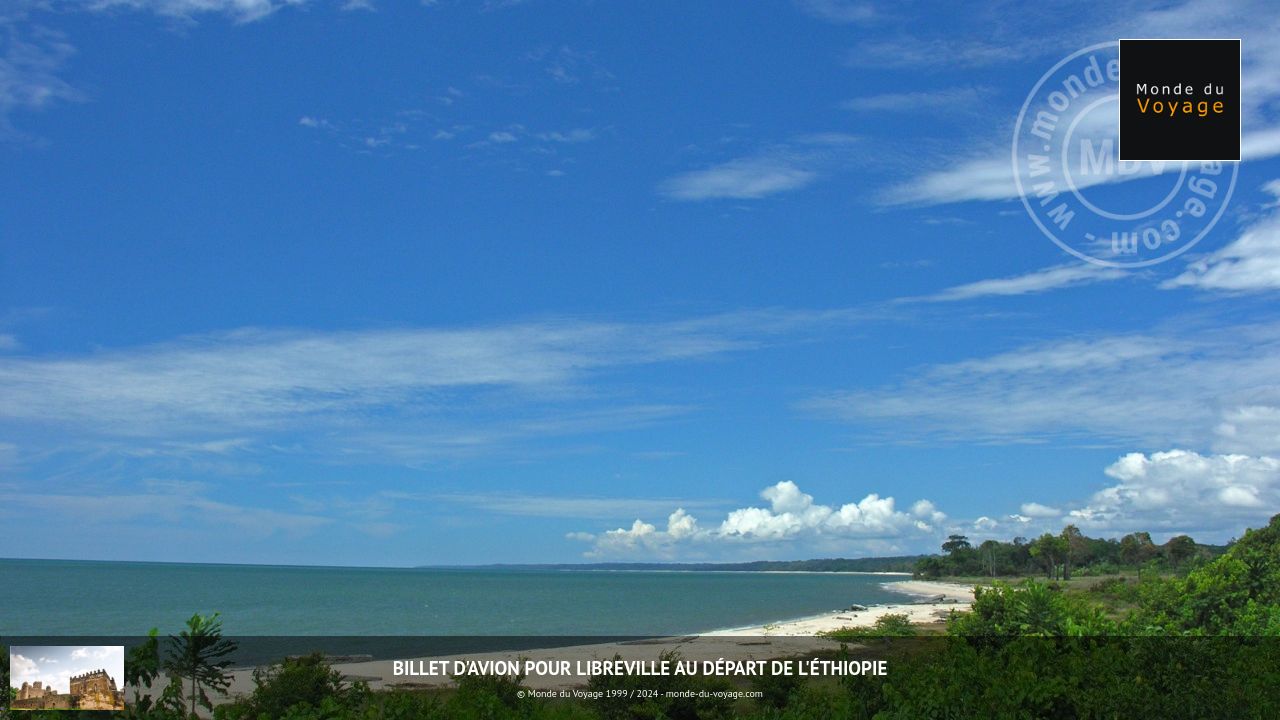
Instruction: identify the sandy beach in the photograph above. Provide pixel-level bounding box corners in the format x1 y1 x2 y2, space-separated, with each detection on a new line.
701 579 974 636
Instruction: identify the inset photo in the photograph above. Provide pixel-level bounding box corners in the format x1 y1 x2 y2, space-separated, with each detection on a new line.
8 646 125 712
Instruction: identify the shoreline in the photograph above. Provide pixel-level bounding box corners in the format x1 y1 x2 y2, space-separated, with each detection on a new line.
700 579 974 637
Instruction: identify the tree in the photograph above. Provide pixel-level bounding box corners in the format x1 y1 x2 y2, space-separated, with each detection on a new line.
122 629 184 719
942 534 972 555
1166 534 1196 569
1120 531 1156 566
978 540 1000 577
165 612 238 718
1029 533 1067 580
1061 524 1086 580
915 556 946 579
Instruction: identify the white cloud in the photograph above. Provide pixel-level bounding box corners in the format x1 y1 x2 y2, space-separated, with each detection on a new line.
660 156 818 201
573 480 942 557
1019 502 1061 518
87 0 310 24
297 115 338 130
905 263 1127 302
847 37 1028 69
10 653 38 680
487 130 517 143
0 20 83 136
0 310 866 464
1163 203 1280 292
794 0 874 24
1066 449 1280 536
842 87 989 113
806 320 1280 455
1 485 331 538
881 151 1017 205
426 492 727 520
536 128 595 143
659 134 859 201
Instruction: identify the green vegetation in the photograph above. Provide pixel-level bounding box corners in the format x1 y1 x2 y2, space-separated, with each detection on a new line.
166 613 239 718
819 613 917 641
916 524 1226 580
2 645 12 720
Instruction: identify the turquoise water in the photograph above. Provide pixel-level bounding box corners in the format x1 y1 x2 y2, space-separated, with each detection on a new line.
0 559 909 636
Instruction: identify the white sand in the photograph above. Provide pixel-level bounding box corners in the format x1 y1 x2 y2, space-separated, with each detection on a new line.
702 579 974 637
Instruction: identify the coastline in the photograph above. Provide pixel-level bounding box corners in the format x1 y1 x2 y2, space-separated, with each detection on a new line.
700 579 974 637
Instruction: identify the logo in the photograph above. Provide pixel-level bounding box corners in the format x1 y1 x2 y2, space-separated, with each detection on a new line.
1119 39 1241 162
1012 42 1237 267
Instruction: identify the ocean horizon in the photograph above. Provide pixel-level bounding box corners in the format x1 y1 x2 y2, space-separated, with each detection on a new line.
0 558 911 637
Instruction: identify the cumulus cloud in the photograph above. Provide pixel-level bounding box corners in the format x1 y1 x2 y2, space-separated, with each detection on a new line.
10 653 38 680
972 516 998 531
1019 502 1061 518
572 481 943 557
1066 449 1280 536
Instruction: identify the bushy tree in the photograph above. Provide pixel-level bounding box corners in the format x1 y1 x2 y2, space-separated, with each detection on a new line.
166 613 238 718
1132 513 1280 635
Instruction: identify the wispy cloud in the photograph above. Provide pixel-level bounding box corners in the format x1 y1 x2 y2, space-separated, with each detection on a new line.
882 2 1280 207
0 485 331 537
1163 184 1280 292
805 319 1280 455
842 86 990 113
424 492 730 520
87 0 311 24
658 134 858 201
0 19 82 137
847 37 1029 69
659 156 818 201
523 45 615 88
0 310 862 455
794 0 875 24
902 263 1128 302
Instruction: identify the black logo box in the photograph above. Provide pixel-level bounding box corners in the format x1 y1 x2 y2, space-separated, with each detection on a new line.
1119 39 1241 162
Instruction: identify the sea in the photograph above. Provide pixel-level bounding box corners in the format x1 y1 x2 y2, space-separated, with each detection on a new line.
0 559 911 637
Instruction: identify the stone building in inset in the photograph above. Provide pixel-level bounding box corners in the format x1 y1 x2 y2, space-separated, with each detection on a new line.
11 669 125 711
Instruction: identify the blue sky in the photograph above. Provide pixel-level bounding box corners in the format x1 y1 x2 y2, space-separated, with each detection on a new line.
2 0 1280 565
